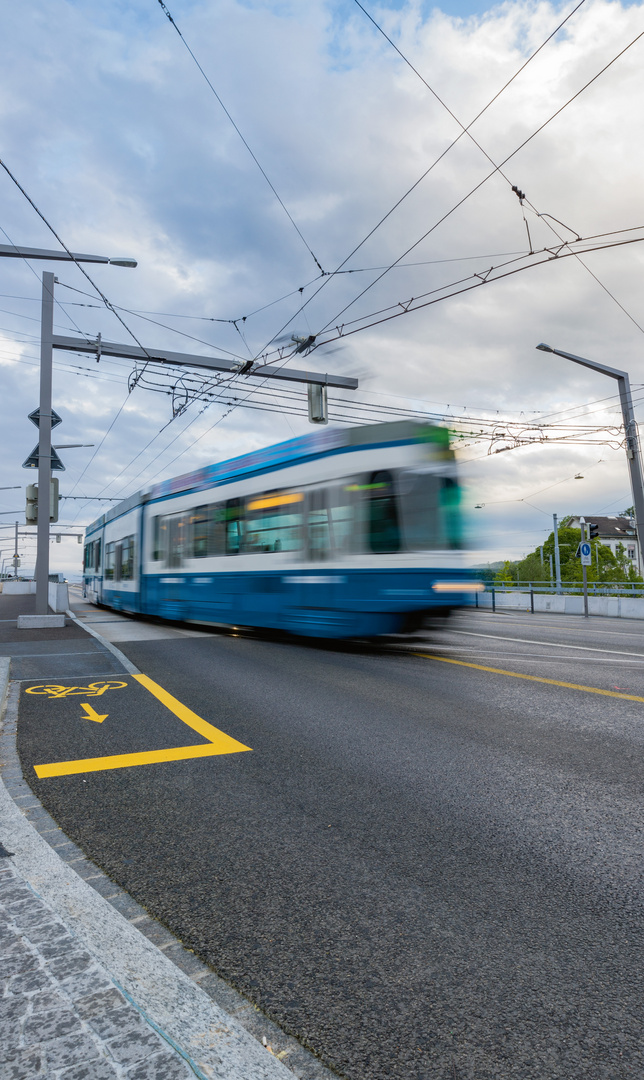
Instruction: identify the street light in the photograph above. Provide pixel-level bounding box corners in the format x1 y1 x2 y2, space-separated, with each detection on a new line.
536 343 644 572
0 244 136 267
1 245 137 617
0 252 136 618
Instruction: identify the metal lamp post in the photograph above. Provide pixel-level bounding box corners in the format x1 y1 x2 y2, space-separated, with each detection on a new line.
536 343 644 574
0 246 137 617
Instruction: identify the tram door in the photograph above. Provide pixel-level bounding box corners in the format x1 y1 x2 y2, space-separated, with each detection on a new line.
167 515 186 568
160 513 187 619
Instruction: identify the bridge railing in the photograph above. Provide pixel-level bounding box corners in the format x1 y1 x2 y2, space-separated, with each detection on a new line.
485 581 644 597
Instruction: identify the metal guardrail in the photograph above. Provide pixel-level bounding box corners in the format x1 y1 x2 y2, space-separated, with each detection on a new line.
475 581 644 614
486 581 644 597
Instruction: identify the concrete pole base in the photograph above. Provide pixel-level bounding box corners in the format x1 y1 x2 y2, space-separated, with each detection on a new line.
17 614 65 629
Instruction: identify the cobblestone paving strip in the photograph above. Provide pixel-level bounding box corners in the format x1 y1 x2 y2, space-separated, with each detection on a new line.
0 862 194 1079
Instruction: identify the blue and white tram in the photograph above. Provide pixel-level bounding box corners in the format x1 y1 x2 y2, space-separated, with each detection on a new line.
82 420 481 638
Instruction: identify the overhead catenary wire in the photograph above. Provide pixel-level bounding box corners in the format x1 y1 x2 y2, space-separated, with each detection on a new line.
303 232 644 348
155 0 324 275
314 27 644 340
0 167 166 522
255 0 590 356
0 163 153 361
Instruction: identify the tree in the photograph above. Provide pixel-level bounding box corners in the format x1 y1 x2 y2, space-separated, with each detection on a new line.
494 520 643 586
494 560 518 585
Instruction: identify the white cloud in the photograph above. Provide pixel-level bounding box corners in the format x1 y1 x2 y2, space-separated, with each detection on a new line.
1 0 644 574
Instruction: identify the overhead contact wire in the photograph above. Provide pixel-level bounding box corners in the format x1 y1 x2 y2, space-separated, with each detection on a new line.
156 0 324 274
257 0 588 355
317 26 644 335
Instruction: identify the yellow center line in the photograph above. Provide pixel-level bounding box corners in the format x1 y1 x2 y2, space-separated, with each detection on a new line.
413 652 644 703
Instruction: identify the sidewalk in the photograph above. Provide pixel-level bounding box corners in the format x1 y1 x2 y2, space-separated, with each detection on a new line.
0 593 327 1080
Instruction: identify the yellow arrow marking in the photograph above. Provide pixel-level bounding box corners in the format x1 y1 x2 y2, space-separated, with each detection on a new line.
34 674 252 779
80 703 108 724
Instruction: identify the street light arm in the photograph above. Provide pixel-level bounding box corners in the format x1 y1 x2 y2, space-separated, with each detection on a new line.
0 244 136 266
536 340 644 579
536 343 627 381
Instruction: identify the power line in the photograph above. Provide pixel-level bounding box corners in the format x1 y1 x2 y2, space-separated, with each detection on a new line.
0 161 152 360
156 0 324 275
304 232 644 348
315 27 644 338
255 0 589 356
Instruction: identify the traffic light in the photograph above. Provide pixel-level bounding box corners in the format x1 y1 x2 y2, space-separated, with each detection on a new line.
25 484 38 523
588 522 599 540
25 478 60 524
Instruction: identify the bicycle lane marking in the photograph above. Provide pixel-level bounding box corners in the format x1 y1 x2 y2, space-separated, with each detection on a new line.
29 673 251 779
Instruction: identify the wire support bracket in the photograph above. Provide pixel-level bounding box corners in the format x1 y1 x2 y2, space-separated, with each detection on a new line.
50 334 358 390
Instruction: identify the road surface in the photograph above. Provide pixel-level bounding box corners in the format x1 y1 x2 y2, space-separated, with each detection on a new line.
17 600 644 1080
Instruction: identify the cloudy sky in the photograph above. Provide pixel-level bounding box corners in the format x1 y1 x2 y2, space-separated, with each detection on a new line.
1 0 644 576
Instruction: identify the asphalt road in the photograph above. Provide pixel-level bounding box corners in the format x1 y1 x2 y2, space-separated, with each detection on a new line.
17 607 644 1080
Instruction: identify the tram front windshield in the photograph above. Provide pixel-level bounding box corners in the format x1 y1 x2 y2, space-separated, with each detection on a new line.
397 470 462 551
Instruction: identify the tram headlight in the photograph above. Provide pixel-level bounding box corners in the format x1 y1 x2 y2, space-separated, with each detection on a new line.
432 581 485 592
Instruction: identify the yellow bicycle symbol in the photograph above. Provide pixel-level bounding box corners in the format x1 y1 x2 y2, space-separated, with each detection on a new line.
26 681 128 699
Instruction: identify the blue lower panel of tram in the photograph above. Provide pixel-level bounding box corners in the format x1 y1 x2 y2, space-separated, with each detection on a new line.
99 568 475 638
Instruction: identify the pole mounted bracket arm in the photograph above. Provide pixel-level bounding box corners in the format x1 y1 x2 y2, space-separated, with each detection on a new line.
536 343 627 381
51 335 358 390
536 341 644 580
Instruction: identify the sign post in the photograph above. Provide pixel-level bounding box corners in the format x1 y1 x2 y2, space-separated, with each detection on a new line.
579 517 591 618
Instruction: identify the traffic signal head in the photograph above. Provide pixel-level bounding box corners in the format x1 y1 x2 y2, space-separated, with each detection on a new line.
588 522 599 540
25 484 38 523
25 479 60 523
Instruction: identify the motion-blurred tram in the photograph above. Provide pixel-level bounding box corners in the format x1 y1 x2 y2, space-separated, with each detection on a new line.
82 420 481 638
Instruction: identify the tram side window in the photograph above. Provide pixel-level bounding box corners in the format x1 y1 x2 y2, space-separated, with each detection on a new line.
152 516 168 561
330 484 359 556
191 506 210 558
168 515 186 568
190 504 226 558
120 535 135 580
308 489 329 561
368 470 401 554
105 542 116 581
398 471 442 550
225 499 244 555
440 476 462 550
94 538 101 572
245 492 303 553
398 471 462 550
83 542 93 571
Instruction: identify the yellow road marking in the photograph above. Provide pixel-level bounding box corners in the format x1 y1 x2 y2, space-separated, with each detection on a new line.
26 681 127 699
414 652 644 702
80 703 108 724
131 674 243 747
33 674 251 778
34 743 241 779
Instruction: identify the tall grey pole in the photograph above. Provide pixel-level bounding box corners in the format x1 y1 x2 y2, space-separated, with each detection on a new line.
36 272 55 616
553 513 562 594
13 520 18 578
580 517 589 617
537 345 644 574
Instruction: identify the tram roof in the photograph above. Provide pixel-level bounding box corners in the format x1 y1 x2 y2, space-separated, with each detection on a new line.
88 420 449 531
